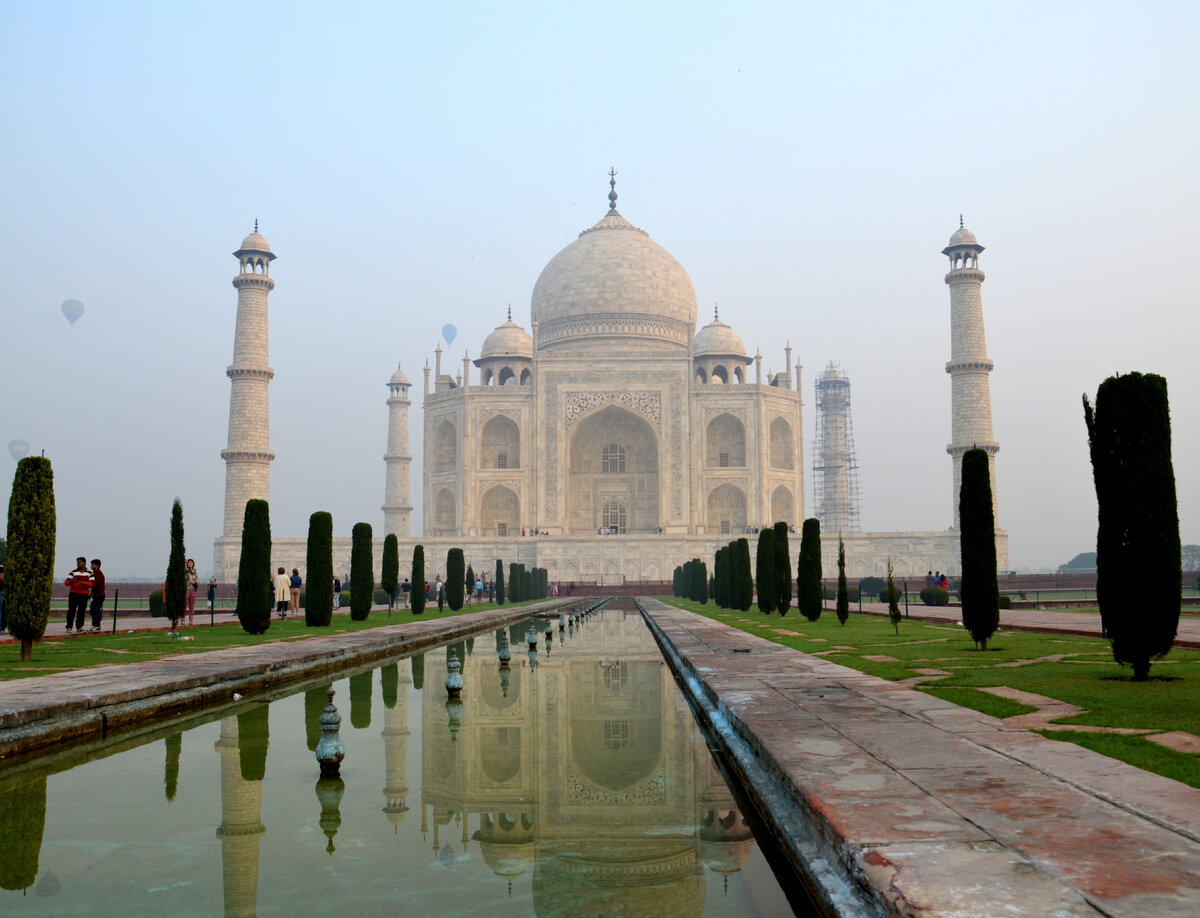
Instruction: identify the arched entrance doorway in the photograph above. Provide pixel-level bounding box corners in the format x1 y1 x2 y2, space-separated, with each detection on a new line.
566 405 659 534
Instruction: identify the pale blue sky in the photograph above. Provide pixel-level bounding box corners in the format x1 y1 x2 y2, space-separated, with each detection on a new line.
3 1 1198 577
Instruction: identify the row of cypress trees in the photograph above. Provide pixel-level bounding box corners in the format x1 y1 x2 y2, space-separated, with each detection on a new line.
673 558 708 603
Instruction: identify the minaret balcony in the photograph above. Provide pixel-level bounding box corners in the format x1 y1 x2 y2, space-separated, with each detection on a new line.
945 358 994 374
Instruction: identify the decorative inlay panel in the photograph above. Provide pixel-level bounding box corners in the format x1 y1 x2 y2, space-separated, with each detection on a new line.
564 391 661 430
565 763 666 806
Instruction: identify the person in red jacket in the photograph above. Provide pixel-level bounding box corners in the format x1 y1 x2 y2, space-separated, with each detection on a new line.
88 558 106 632
64 557 93 634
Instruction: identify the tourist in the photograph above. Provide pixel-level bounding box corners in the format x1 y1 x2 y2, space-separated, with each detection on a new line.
208 577 217 614
89 558 107 632
401 577 410 607
65 556 93 634
475 576 484 602
289 568 302 613
274 566 291 618
185 558 199 625
333 576 341 609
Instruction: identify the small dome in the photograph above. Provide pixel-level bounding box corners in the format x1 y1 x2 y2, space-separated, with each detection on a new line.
692 313 746 358
479 316 533 360
238 231 272 253
389 363 410 385
947 225 978 247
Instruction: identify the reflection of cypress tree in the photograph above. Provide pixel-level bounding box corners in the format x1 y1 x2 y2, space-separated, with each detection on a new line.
412 653 424 691
305 684 331 751
0 773 47 891
380 663 398 709
165 733 182 802
509 623 525 645
465 637 474 657
350 670 373 729
237 705 270 782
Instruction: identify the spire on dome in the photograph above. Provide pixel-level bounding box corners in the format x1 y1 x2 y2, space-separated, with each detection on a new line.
507 303 512 321
714 303 719 321
959 214 964 228
608 167 618 211
254 218 259 232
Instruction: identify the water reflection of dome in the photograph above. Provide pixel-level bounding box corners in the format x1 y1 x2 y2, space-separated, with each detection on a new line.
475 811 537 893
698 809 755 883
532 848 706 918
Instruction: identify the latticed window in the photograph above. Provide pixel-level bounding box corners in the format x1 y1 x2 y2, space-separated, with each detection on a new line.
604 720 629 750
603 661 628 695
496 452 507 469
497 523 507 537
719 451 730 468
720 520 731 535
602 499 627 533
601 443 626 473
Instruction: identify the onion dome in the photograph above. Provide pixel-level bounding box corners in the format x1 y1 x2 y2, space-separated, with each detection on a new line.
943 216 983 254
692 307 746 358
479 309 534 360
234 220 275 259
388 363 410 386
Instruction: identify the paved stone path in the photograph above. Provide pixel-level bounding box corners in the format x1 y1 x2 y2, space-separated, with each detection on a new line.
640 598 1200 917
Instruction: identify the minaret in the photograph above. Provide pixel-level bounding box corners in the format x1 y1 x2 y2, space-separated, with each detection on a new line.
943 218 998 528
221 224 276 537
382 658 413 827
383 364 413 536
215 716 266 918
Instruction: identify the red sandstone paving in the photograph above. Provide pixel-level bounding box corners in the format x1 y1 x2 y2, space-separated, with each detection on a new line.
642 599 1200 917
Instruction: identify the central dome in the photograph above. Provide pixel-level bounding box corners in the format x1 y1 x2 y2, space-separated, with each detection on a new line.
531 208 697 353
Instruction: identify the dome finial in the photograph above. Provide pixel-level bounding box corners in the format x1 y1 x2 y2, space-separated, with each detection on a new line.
507 303 512 321
608 167 618 211
959 213 964 228
254 218 259 233
714 303 719 321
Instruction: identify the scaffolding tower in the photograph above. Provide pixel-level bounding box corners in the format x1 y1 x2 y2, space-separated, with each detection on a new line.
812 361 862 535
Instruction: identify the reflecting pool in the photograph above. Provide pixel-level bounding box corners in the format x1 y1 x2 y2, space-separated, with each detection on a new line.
0 605 795 916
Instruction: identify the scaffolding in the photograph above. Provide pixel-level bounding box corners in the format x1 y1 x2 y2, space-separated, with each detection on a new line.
812 361 862 535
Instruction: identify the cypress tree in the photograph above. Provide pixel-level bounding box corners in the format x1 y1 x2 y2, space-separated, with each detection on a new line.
0 773 46 891
350 522 373 621
164 498 187 630
524 567 533 601
412 652 424 690
381 662 398 708
411 545 426 614
305 511 334 626
774 521 792 616
5 456 55 662
756 528 777 613
797 518 822 621
237 705 270 782
349 669 373 729
381 534 399 610
887 558 902 634
466 564 475 600
734 538 753 611
713 547 726 607
959 448 1000 650
509 562 521 602
695 560 708 604
1084 372 1181 679
236 499 272 634
495 558 505 604
164 733 181 803
836 536 850 625
673 565 682 597
446 548 465 610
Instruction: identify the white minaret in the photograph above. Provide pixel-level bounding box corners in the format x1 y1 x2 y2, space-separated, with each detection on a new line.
383 364 413 536
943 218 998 528
221 224 276 537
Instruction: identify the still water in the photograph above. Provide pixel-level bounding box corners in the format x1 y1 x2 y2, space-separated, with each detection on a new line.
0 606 794 916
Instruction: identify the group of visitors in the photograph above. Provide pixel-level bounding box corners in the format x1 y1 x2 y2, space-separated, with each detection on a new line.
63 557 106 634
273 567 302 618
925 570 949 590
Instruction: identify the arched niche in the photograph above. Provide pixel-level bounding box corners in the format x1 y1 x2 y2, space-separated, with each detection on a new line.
519 368 531 385
567 405 658 534
433 420 457 473
568 661 663 791
707 483 747 535
711 365 728 384
695 366 707 384
480 485 519 537
706 413 746 468
432 487 456 536
480 415 520 469
498 367 516 386
771 485 794 524
769 417 794 469
479 726 522 784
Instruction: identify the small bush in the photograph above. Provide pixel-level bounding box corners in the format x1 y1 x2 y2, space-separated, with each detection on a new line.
373 588 389 605
338 589 351 609
920 586 950 606
998 594 1012 610
149 589 164 616
859 576 885 596
879 586 901 605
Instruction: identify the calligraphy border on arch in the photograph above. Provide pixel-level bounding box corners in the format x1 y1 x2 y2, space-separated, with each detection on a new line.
564 391 661 431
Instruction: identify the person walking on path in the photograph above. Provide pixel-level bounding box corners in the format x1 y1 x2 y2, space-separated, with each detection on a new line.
88 559 107 632
333 576 342 609
65 557 93 634
275 567 292 618
401 578 410 607
289 568 302 614
207 577 217 615
185 559 199 625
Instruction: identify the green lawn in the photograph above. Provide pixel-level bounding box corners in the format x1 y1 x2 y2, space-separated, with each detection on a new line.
0 601 541 680
663 598 1200 787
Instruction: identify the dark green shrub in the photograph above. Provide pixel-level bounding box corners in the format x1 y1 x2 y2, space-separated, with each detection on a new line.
797 518 822 622
859 576 885 597
149 589 164 616
1084 372 1181 680
998 594 1012 610
774 521 792 615
920 586 950 606
886 559 902 634
338 589 351 609
494 558 505 605
959 448 999 650
734 538 753 610
756 529 776 614
373 588 389 605
412 546 426 614
164 499 187 629
446 548 465 610
350 522 373 621
381 533 399 606
509 562 521 602
836 536 849 626
236 499 272 634
0 772 47 891
305 511 334 626
878 586 900 604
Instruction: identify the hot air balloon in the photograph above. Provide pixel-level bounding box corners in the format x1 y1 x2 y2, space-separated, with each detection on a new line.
8 440 30 462
441 324 457 345
61 299 85 327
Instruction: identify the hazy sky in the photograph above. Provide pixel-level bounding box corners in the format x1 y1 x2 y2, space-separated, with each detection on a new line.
3 2 1197 578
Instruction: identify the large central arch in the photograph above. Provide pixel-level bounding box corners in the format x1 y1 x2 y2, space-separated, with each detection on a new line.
566 405 659 534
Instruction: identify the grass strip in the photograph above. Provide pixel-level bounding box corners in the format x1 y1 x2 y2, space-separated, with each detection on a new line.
1036 730 1200 789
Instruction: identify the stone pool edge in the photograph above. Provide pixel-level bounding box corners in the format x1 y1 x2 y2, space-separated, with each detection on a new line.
0 604 559 761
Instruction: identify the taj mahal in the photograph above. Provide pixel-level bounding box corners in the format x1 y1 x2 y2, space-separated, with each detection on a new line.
212 177 1007 585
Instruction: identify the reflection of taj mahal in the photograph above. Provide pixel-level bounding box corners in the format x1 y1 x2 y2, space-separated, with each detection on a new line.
214 179 1006 581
